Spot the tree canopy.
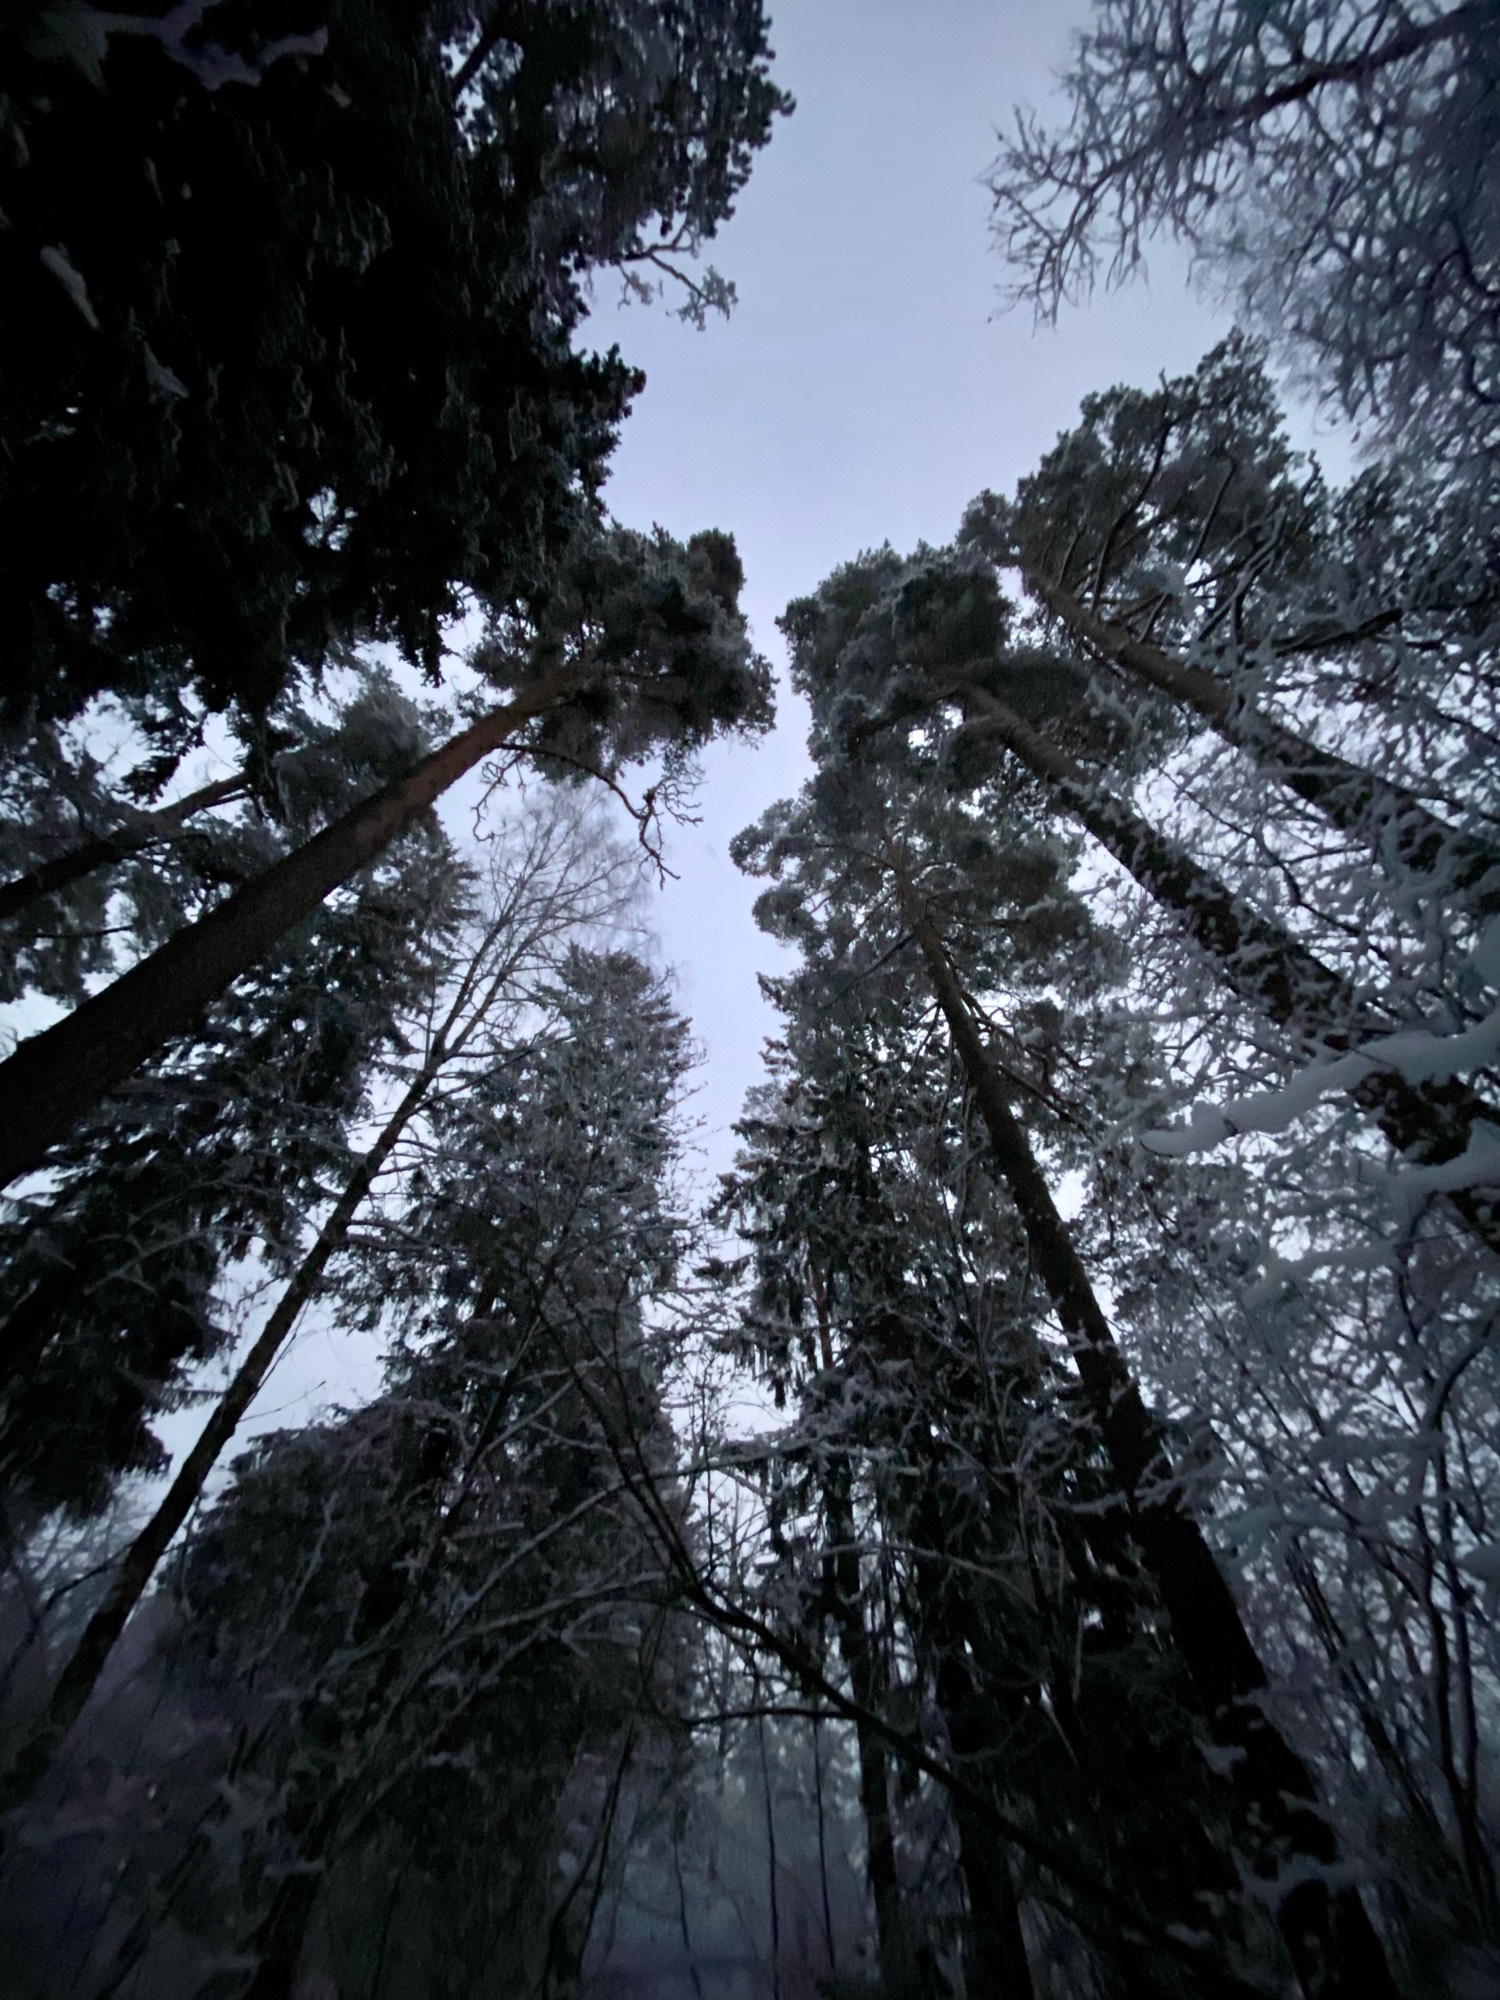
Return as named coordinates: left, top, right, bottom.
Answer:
left=0, top=0, right=789, bottom=721
left=1, top=5, right=1498, bottom=1997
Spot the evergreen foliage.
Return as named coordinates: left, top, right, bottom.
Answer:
left=0, top=0, right=789, bottom=720
left=0, top=673, right=468, bottom=1523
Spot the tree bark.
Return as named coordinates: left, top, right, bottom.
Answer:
left=0, top=667, right=577, bottom=1196
left=1022, top=565, right=1500, bottom=910
left=808, top=1268, right=922, bottom=1996
left=951, top=679, right=1500, bottom=1256
left=823, top=1460, right=913, bottom=1989
left=933, top=1649, right=1036, bottom=2000
left=0, top=772, right=248, bottom=925
left=0, top=1063, right=438, bottom=1825
left=894, top=872, right=1401, bottom=2000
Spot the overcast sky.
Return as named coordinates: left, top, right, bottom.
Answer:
left=581, top=0, right=1237, bottom=1184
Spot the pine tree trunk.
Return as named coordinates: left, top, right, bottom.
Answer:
left=0, top=772, right=248, bottom=924
left=894, top=873, right=1401, bottom=2000
left=0, top=667, right=577, bottom=1196
left=1021, top=565, right=1500, bottom=911
left=950, top=678, right=1500, bottom=1256
left=0, top=1063, right=438, bottom=1823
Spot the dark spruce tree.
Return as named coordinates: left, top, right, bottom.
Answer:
left=0, top=791, right=468, bottom=1528
left=0, top=0, right=789, bottom=721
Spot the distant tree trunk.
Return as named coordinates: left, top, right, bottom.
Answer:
left=756, top=1704, right=784, bottom=2000
left=810, top=1714, right=837, bottom=1979
left=948, top=677, right=1500, bottom=1257
left=1021, top=563, right=1500, bottom=909
left=809, top=1268, right=918, bottom=1996
left=823, top=1463, right=912, bottom=1990
left=673, top=1813, right=708, bottom=2000
left=0, top=771, right=248, bottom=924
left=0, top=665, right=577, bottom=1196
left=893, top=871, right=1401, bottom=2000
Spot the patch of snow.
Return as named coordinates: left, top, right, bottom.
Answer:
left=1144, top=1002, right=1500, bottom=1159
left=39, top=244, right=98, bottom=328
left=143, top=345, right=189, bottom=399
left=1241, top=1240, right=1393, bottom=1306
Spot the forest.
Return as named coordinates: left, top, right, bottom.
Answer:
left=0, top=1, right=1495, bottom=1995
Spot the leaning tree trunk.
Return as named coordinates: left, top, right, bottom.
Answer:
left=0, top=1059, right=441, bottom=1823
left=950, top=677, right=1500, bottom=1257
left=1021, top=565, right=1500, bottom=912
left=893, top=872, right=1401, bottom=2000
left=0, top=771, right=249, bottom=924
left=0, top=666, right=578, bottom=1197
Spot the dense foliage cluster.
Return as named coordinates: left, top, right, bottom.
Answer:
left=0, top=0, right=787, bottom=719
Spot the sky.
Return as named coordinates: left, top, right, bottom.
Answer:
left=155, top=0, right=1328, bottom=1455
left=580, top=0, right=1235, bottom=1182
